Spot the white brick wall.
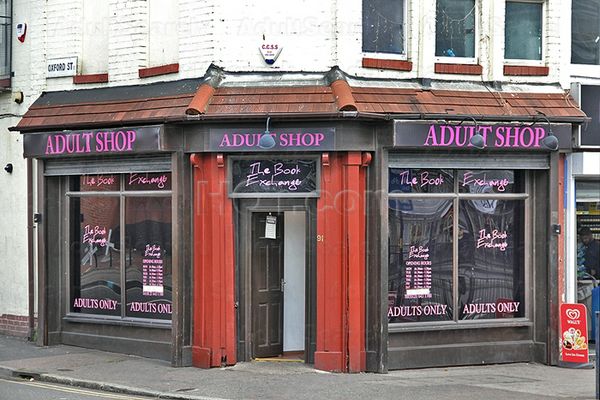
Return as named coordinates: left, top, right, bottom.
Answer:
left=108, top=0, right=149, bottom=84
left=8, top=0, right=591, bottom=95
left=178, top=0, right=215, bottom=77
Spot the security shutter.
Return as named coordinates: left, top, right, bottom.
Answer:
left=388, top=152, right=550, bottom=170
left=44, top=154, right=172, bottom=176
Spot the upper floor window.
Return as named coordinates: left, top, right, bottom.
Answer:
left=435, top=0, right=476, bottom=58
left=362, top=0, right=406, bottom=55
left=0, top=0, right=11, bottom=79
left=572, top=0, right=600, bottom=65
left=505, top=2, right=542, bottom=61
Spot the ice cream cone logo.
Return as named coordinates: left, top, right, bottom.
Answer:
left=566, top=309, right=580, bottom=320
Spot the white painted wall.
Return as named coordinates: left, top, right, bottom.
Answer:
left=283, top=211, right=305, bottom=352
left=81, top=1, right=109, bottom=74
left=149, top=0, right=179, bottom=68
left=7, top=0, right=579, bottom=95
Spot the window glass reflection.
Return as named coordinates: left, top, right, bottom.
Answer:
left=388, top=199, right=454, bottom=323
left=435, top=0, right=476, bottom=58
left=571, top=0, right=600, bottom=65
left=505, top=2, right=542, bottom=60
left=125, top=197, right=172, bottom=320
left=362, top=0, right=405, bottom=54
left=458, top=199, right=525, bottom=320
left=70, top=196, right=121, bottom=316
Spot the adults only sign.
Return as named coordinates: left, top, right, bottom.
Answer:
left=394, top=121, right=572, bottom=150
left=23, top=126, right=162, bottom=158
left=560, top=303, right=589, bottom=364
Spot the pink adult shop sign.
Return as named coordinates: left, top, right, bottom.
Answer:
left=209, top=127, right=335, bottom=152
left=394, top=121, right=571, bottom=150
left=23, top=125, right=162, bottom=157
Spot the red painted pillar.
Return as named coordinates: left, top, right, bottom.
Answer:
left=314, top=152, right=367, bottom=372
left=345, top=152, right=367, bottom=372
left=315, top=153, right=346, bottom=371
left=191, top=153, right=236, bottom=368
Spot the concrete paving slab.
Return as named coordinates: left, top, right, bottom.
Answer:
left=0, top=335, right=596, bottom=400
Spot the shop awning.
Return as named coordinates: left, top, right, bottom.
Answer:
left=11, top=66, right=587, bottom=133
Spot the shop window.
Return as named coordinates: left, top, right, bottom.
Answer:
left=389, top=198, right=454, bottom=322
left=458, top=199, right=525, bottom=320
left=388, top=169, right=527, bottom=324
left=69, top=172, right=172, bottom=321
left=576, top=180, right=600, bottom=280
left=0, top=0, right=11, bottom=80
left=435, top=0, right=476, bottom=58
left=572, top=0, right=600, bottom=65
left=389, top=169, right=454, bottom=194
left=504, top=1, right=543, bottom=61
left=362, top=0, right=406, bottom=55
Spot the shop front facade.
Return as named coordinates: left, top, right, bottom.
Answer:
left=15, top=71, right=588, bottom=372
left=379, top=121, right=572, bottom=369
left=21, top=124, right=193, bottom=365
left=183, top=121, right=374, bottom=372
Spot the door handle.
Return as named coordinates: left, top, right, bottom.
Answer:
left=280, top=279, right=286, bottom=292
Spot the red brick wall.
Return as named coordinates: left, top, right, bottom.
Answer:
left=0, top=314, right=32, bottom=338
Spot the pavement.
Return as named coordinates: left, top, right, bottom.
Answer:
left=0, top=334, right=598, bottom=400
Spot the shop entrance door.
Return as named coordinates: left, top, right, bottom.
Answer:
left=251, top=212, right=284, bottom=357
left=238, top=199, right=316, bottom=364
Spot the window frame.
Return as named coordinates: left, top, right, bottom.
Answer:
left=64, top=173, right=173, bottom=325
left=361, top=0, right=408, bottom=60
left=0, top=0, right=12, bottom=81
left=571, top=0, right=600, bottom=67
left=386, top=167, right=532, bottom=331
left=503, top=0, right=546, bottom=66
left=434, top=0, right=479, bottom=65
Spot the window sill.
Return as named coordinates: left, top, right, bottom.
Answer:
left=388, top=318, right=532, bottom=333
left=139, top=63, right=179, bottom=78
left=435, top=62, right=482, bottom=75
left=0, top=77, right=11, bottom=90
left=362, top=57, right=413, bottom=72
left=64, top=313, right=171, bottom=329
left=504, top=65, right=549, bottom=76
left=73, top=73, right=109, bottom=84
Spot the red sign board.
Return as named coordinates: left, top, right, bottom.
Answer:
left=560, top=303, right=589, bottom=363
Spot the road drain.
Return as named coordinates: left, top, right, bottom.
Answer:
left=176, top=388, right=197, bottom=392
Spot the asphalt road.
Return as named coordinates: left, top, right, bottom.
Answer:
left=0, top=377, right=157, bottom=400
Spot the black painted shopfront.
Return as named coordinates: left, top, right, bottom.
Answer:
left=368, top=120, right=570, bottom=369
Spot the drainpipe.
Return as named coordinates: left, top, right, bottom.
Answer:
left=27, top=157, right=35, bottom=340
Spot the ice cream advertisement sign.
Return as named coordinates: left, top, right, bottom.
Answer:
left=560, top=303, right=589, bottom=364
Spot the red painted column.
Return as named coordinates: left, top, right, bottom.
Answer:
left=315, top=153, right=346, bottom=371
left=191, top=154, right=236, bottom=368
left=314, top=152, right=367, bottom=372
left=345, top=152, right=366, bottom=372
